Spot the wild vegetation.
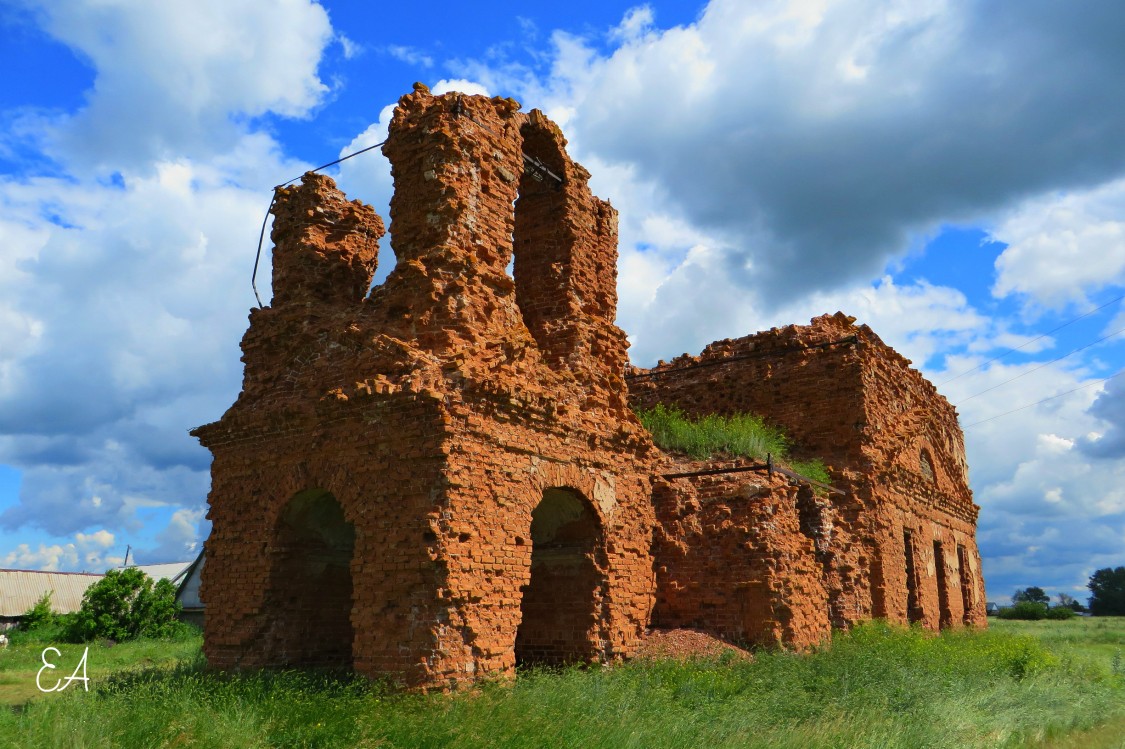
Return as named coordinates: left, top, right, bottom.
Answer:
left=998, top=602, right=1077, bottom=621
left=12, top=568, right=193, bottom=646
left=2, top=619, right=1122, bottom=748
left=635, top=403, right=831, bottom=484
left=1087, top=567, right=1125, bottom=616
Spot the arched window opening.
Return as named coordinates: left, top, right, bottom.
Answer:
left=515, top=487, right=605, bottom=666
left=263, top=489, right=355, bottom=668
left=919, top=448, right=936, bottom=483
left=513, top=124, right=571, bottom=367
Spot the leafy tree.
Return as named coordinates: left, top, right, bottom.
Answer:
left=66, top=568, right=184, bottom=642
left=1056, top=592, right=1084, bottom=612
left=1012, top=586, right=1050, bottom=605
left=1087, top=566, right=1125, bottom=616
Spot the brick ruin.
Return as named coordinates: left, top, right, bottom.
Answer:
left=192, top=86, right=986, bottom=689
left=630, top=314, right=986, bottom=645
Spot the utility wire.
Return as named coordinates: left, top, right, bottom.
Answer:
left=955, top=324, right=1125, bottom=405
left=937, top=292, right=1125, bottom=387
left=251, top=139, right=389, bottom=308
left=275, top=139, right=388, bottom=190
left=961, top=369, right=1124, bottom=429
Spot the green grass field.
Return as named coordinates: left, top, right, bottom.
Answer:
left=0, top=619, right=1122, bottom=748
left=0, top=635, right=202, bottom=708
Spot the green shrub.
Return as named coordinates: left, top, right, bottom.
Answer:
left=1045, top=605, right=1077, bottom=620
left=65, top=568, right=185, bottom=643
left=998, top=601, right=1049, bottom=620
left=7, top=593, right=81, bottom=645
left=21, top=592, right=57, bottom=631
left=636, top=403, right=786, bottom=460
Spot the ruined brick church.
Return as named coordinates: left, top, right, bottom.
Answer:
left=192, top=86, right=986, bottom=689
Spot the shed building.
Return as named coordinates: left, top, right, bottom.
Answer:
left=0, top=569, right=102, bottom=630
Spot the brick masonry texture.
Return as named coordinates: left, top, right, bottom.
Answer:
left=193, top=87, right=985, bottom=690
left=629, top=313, right=987, bottom=636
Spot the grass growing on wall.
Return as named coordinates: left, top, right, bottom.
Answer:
left=635, top=403, right=831, bottom=484
left=2, top=621, right=1123, bottom=748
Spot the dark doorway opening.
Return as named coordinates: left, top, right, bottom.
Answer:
left=904, top=530, right=923, bottom=624
left=934, top=540, right=952, bottom=629
left=957, top=544, right=975, bottom=624
left=515, top=487, right=605, bottom=666
left=264, top=489, right=355, bottom=668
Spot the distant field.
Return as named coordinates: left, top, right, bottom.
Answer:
left=990, top=615, right=1125, bottom=666
left=0, top=619, right=1122, bottom=748
left=989, top=617, right=1125, bottom=749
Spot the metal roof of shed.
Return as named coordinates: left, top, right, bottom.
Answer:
left=0, top=569, right=103, bottom=617
left=129, top=562, right=192, bottom=584
left=0, top=562, right=194, bottom=618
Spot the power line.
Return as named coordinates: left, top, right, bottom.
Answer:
left=955, top=324, right=1125, bottom=405
left=961, top=369, right=1124, bottom=429
left=937, top=292, right=1125, bottom=387
left=251, top=139, right=388, bottom=308
left=275, top=139, right=388, bottom=190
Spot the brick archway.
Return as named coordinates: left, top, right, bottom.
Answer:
left=261, top=488, right=355, bottom=668
left=515, top=487, right=606, bottom=666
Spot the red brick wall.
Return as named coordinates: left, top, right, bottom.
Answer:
left=651, top=459, right=833, bottom=649
left=195, top=87, right=657, bottom=690
left=195, top=88, right=985, bottom=692
left=630, top=313, right=987, bottom=633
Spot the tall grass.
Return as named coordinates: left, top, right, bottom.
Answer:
left=0, top=634, right=202, bottom=707
left=991, top=617, right=1125, bottom=675
left=2, top=621, right=1122, bottom=748
left=636, top=403, right=830, bottom=484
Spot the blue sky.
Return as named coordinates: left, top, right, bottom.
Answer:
left=1, top=0, right=1124, bottom=607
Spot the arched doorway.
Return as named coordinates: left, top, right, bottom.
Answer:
left=515, top=487, right=606, bottom=666
left=263, top=489, right=355, bottom=668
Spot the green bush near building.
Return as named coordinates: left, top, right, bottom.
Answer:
left=12, top=568, right=193, bottom=645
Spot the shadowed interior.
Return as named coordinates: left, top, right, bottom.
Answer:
left=516, top=487, right=606, bottom=666
left=262, top=489, right=355, bottom=668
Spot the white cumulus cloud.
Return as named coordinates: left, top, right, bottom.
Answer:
left=20, top=0, right=334, bottom=172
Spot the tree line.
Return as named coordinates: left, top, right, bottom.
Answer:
left=1000, top=566, right=1125, bottom=620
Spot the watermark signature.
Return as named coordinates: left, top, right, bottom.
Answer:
left=36, top=647, right=90, bottom=693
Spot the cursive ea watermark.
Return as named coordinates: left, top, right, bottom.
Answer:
left=36, top=646, right=90, bottom=693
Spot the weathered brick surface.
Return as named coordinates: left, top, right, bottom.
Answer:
left=630, top=312, right=987, bottom=634
left=194, top=89, right=984, bottom=690
left=194, top=87, right=657, bottom=689
left=652, top=458, right=833, bottom=649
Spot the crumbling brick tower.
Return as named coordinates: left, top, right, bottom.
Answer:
left=192, top=86, right=658, bottom=689
left=630, top=313, right=987, bottom=636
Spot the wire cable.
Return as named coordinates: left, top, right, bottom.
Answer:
left=954, top=324, right=1125, bottom=405
left=961, top=369, right=1124, bottom=429
left=250, top=139, right=388, bottom=308
left=937, top=292, right=1125, bottom=387
left=275, top=139, right=388, bottom=190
